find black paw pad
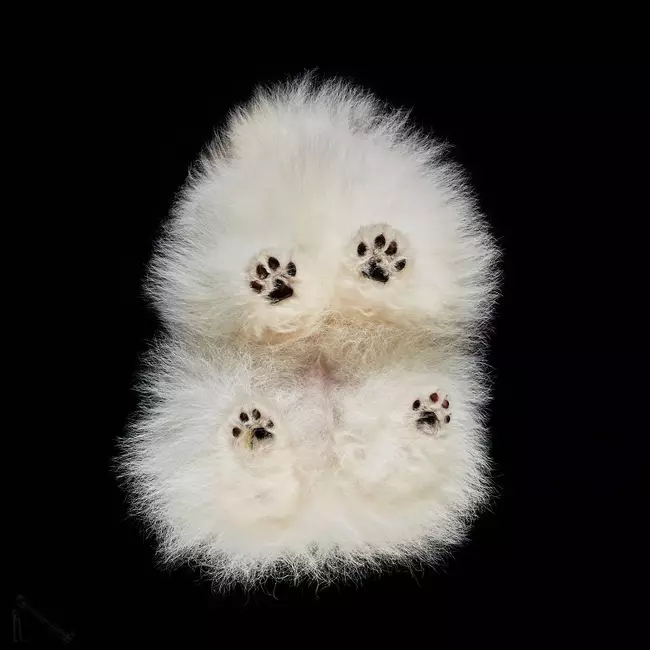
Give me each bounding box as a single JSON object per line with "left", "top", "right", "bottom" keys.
{"left": 253, "top": 428, "right": 273, "bottom": 440}
{"left": 363, "top": 260, "right": 389, "bottom": 283}
{"left": 416, "top": 412, "right": 438, "bottom": 428}
{"left": 269, "top": 279, "right": 293, "bottom": 303}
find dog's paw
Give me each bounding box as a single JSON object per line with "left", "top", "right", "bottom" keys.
{"left": 354, "top": 225, "right": 407, "bottom": 283}
{"left": 248, "top": 254, "right": 297, "bottom": 304}
{"left": 411, "top": 391, "right": 451, "bottom": 435}
{"left": 231, "top": 406, "right": 275, "bottom": 449}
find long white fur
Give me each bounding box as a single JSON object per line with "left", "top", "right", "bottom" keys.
{"left": 118, "top": 75, "right": 500, "bottom": 590}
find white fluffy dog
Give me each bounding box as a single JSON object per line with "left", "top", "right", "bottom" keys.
{"left": 118, "top": 76, "right": 500, "bottom": 589}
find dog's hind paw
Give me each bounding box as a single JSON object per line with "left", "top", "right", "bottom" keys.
{"left": 411, "top": 391, "right": 451, "bottom": 436}
{"left": 231, "top": 406, "right": 276, "bottom": 449}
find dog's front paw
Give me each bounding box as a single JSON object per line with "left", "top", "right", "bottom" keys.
{"left": 354, "top": 225, "right": 407, "bottom": 283}
{"left": 412, "top": 391, "right": 451, "bottom": 436}
{"left": 248, "top": 254, "right": 297, "bottom": 304}
{"left": 231, "top": 406, "right": 275, "bottom": 449}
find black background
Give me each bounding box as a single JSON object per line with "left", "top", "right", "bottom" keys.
{"left": 11, "top": 65, "right": 643, "bottom": 645}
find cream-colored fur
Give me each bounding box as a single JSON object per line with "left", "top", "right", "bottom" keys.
{"left": 118, "top": 75, "right": 500, "bottom": 589}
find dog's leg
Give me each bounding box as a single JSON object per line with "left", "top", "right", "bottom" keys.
{"left": 330, "top": 364, "right": 476, "bottom": 502}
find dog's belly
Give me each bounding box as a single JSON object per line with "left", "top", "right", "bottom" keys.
{"left": 304, "top": 354, "right": 339, "bottom": 428}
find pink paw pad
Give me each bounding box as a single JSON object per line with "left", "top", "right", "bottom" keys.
{"left": 412, "top": 392, "right": 453, "bottom": 433}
